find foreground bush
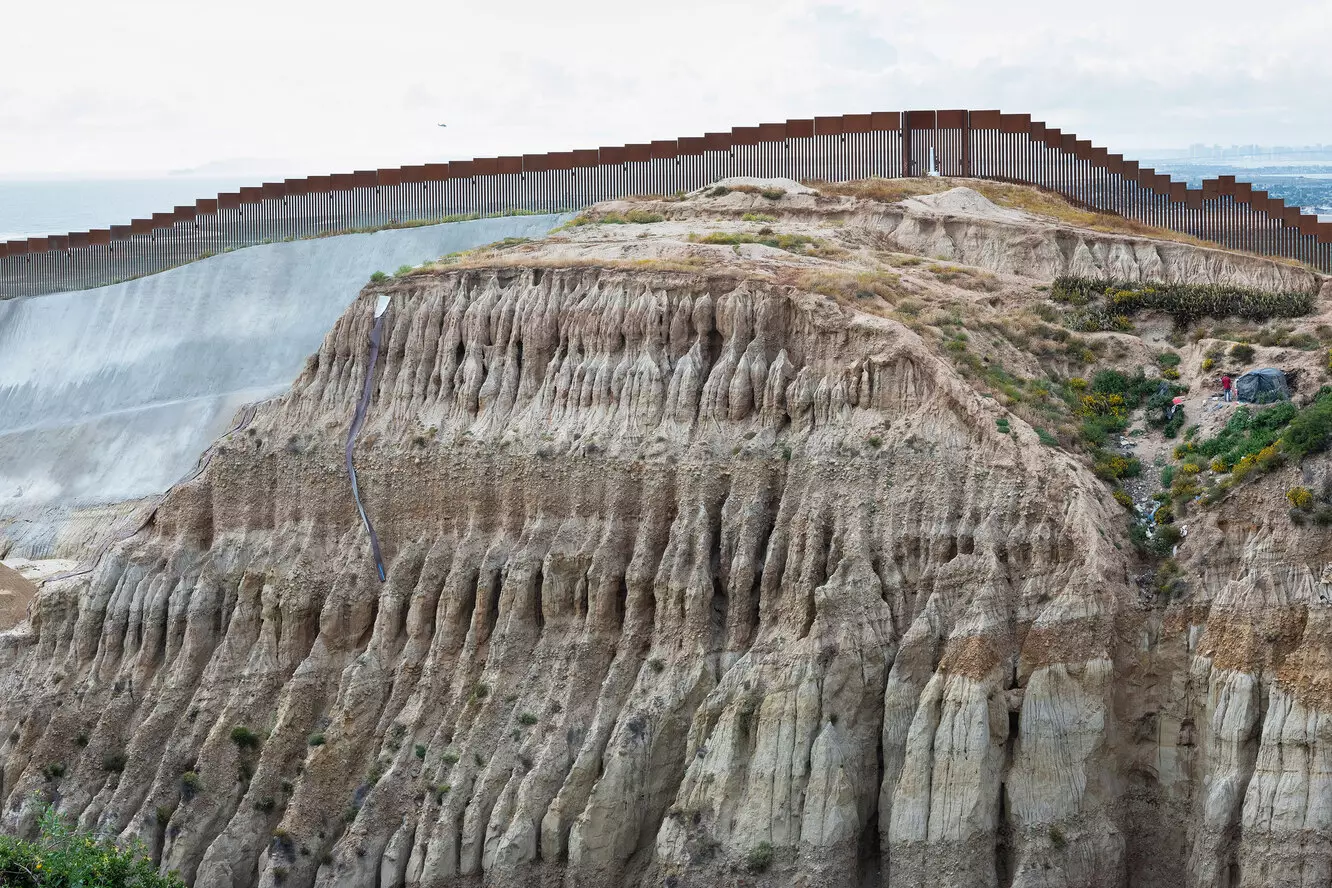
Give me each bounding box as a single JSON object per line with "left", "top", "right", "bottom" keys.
{"left": 0, "top": 805, "right": 184, "bottom": 888}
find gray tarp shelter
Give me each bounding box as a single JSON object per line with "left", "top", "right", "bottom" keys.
{"left": 1236, "top": 368, "right": 1290, "bottom": 403}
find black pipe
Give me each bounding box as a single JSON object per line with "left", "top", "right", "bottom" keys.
{"left": 347, "top": 295, "right": 389, "bottom": 582}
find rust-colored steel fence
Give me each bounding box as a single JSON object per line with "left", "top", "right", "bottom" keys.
{"left": 3, "top": 109, "right": 1330, "bottom": 298}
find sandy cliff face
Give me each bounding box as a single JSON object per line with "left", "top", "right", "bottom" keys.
{"left": 0, "top": 183, "right": 1327, "bottom": 888}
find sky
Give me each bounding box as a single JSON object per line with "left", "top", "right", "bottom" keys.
{"left": 1, "top": 0, "right": 1330, "bottom": 181}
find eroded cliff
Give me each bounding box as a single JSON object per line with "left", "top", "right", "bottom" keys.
{"left": 1, "top": 181, "right": 1328, "bottom": 888}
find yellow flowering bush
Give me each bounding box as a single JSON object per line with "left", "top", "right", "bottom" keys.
{"left": 0, "top": 804, "right": 185, "bottom": 887}
{"left": 1287, "top": 486, "right": 1315, "bottom": 509}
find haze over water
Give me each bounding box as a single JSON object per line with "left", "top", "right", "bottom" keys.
{"left": 0, "top": 178, "right": 257, "bottom": 243}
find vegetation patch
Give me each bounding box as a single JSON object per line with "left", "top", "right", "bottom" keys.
{"left": 745, "top": 841, "right": 775, "bottom": 873}
{"left": 1160, "top": 389, "right": 1332, "bottom": 517}
{"left": 1052, "top": 276, "right": 1315, "bottom": 329}
{"left": 0, "top": 805, "right": 185, "bottom": 887}
{"left": 796, "top": 269, "right": 903, "bottom": 304}
{"left": 563, "top": 209, "right": 664, "bottom": 227}
{"left": 691, "top": 230, "right": 834, "bottom": 256}
{"left": 711, "top": 184, "right": 786, "bottom": 200}
{"left": 1077, "top": 369, "right": 1184, "bottom": 447}
{"left": 928, "top": 263, "right": 999, "bottom": 292}
{"left": 1194, "top": 402, "right": 1294, "bottom": 462}
{"left": 230, "top": 726, "right": 263, "bottom": 750}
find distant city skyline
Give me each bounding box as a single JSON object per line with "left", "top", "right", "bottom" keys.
{"left": 1134, "top": 144, "right": 1332, "bottom": 162}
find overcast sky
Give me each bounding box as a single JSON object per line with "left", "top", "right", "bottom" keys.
{"left": 2, "top": 0, "right": 1329, "bottom": 180}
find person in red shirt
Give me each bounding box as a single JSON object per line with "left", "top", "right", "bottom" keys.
{"left": 1222, "top": 374, "right": 1233, "bottom": 402}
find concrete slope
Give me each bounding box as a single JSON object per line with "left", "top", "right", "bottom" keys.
{"left": 0, "top": 213, "right": 569, "bottom": 557}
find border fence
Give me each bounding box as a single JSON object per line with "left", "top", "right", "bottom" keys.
{"left": 3, "top": 109, "right": 1330, "bottom": 298}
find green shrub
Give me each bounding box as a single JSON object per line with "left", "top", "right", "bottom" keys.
{"left": 1093, "top": 452, "right": 1141, "bottom": 481}
{"left": 517, "top": 713, "right": 538, "bottom": 726}
{"left": 741, "top": 213, "right": 776, "bottom": 223}
{"left": 414, "top": 744, "right": 427, "bottom": 759}
{"left": 180, "top": 771, "right": 203, "bottom": 800}
{"left": 745, "top": 841, "right": 775, "bottom": 873}
{"left": 231, "top": 726, "right": 262, "bottom": 750}
{"left": 1230, "top": 343, "right": 1256, "bottom": 363}
{"left": 1162, "top": 406, "right": 1186, "bottom": 439}
{"left": 1035, "top": 427, "right": 1058, "bottom": 446}
{"left": 1049, "top": 825, "right": 1068, "bottom": 849}
{"left": 102, "top": 752, "right": 128, "bottom": 773}
{"left": 307, "top": 732, "right": 326, "bottom": 747}
{"left": 369, "top": 271, "right": 388, "bottom": 283}
{"left": 442, "top": 751, "right": 460, "bottom": 766}
{"left": 0, "top": 805, "right": 186, "bottom": 887}
{"left": 1190, "top": 402, "right": 1296, "bottom": 468}
{"left": 1282, "top": 389, "right": 1332, "bottom": 459}
{"left": 41, "top": 763, "right": 65, "bottom": 781}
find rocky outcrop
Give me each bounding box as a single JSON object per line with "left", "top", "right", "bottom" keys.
{"left": 0, "top": 184, "right": 1328, "bottom": 888}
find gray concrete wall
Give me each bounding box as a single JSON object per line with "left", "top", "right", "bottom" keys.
{"left": 0, "top": 214, "right": 569, "bottom": 556}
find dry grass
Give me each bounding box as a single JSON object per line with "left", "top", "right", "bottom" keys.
{"left": 796, "top": 268, "right": 905, "bottom": 308}
{"left": 927, "top": 263, "right": 1001, "bottom": 292}
{"left": 966, "top": 181, "right": 1216, "bottom": 247}
{"left": 806, "top": 178, "right": 956, "bottom": 203}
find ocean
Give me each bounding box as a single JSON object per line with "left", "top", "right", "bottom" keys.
{"left": 1, "top": 166, "right": 1330, "bottom": 242}
{"left": 0, "top": 177, "right": 257, "bottom": 243}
